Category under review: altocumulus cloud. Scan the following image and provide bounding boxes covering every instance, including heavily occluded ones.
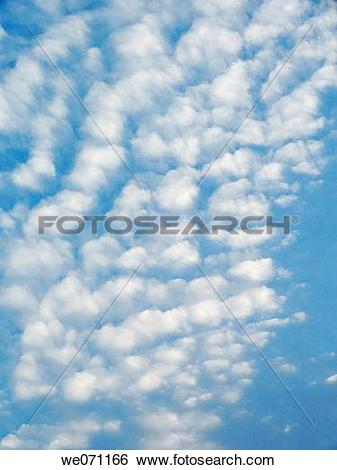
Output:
[0,0,336,450]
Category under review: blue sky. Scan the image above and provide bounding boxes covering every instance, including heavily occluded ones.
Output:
[0,0,337,450]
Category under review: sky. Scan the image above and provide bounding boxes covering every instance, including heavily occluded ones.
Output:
[0,0,336,450]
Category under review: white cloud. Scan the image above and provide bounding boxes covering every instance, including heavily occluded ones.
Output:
[5,239,73,282]
[68,145,122,192]
[0,0,336,450]
[245,0,310,45]
[229,258,274,282]
[0,418,120,449]
[277,362,297,375]
[138,409,221,449]
[326,374,337,385]
[176,18,242,76]
[154,169,199,211]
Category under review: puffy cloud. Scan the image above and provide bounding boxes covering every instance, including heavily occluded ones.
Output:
[229,258,274,282]
[209,178,269,216]
[326,374,337,385]
[161,240,200,268]
[63,369,119,403]
[38,275,100,324]
[0,418,120,449]
[0,0,335,451]
[176,18,242,76]
[80,236,122,275]
[68,145,122,192]
[275,140,323,175]
[138,409,221,449]
[273,357,297,375]
[277,362,297,374]
[154,169,199,211]
[206,149,260,180]
[245,0,311,45]
[227,286,283,319]
[4,238,74,282]
[0,284,38,319]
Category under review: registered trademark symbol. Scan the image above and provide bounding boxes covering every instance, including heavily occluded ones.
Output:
[290,215,300,225]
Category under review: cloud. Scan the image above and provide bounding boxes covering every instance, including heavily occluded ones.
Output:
[138,409,221,449]
[0,418,121,449]
[4,238,74,282]
[245,0,311,45]
[326,374,337,385]
[68,144,122,193]
[274,358,297,375]
[176,18,242,76]
[0,0,335,450]
[154,169,199,211]
[229,258,274,282]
